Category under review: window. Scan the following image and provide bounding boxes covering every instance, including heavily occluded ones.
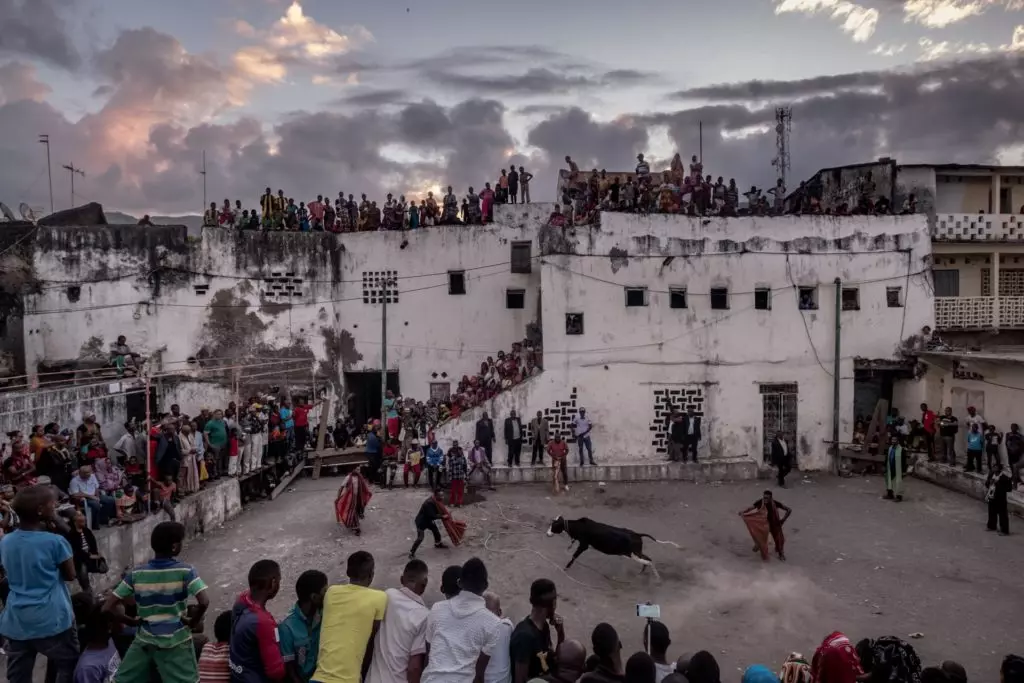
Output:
[448,270,466,295]
[510,241,533,273]
[710,287,729,310]
[669,287,687,309]
[566,313,584,335]
[754,288,772,310]
[841,288,860,311]
[429,382,451,401]
[886,286,904,307]
[933,270,960,297]
[625,287,648,307]
[362,270,398,304]
[506,288,525,309]
[798,286,818,310]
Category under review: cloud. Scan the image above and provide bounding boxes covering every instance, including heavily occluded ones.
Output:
[0,0,81,69]
[916,36,993,60]
[422,67,654,95]
[871,43,908,56]
[772,0,880,42]
[332,88,408,107]
[0,61,52,105]
[527,108,650,174]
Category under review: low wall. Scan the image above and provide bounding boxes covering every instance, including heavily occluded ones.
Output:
[88,478,242,592]
[486,459,765,485]
[914,461,1024,517]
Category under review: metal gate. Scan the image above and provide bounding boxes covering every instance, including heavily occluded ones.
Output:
[760,383,798,463]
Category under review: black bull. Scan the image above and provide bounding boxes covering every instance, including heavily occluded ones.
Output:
[546,515,676,573]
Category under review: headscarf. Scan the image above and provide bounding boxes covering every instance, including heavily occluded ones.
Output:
[856,637,922,683]
[811,632,862,683]
[780,653,813,683]
[745,665,781,683]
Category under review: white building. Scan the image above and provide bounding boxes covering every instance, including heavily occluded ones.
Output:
[1,202,934,472]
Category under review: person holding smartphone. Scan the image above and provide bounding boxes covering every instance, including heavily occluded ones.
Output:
[510,578,564,683]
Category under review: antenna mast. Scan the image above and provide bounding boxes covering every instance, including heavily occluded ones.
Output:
[61,162,85,208]
[772,106,792,191]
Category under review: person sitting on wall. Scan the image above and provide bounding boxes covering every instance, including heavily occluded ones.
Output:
[110,335,142,377]
[203,202,218,227]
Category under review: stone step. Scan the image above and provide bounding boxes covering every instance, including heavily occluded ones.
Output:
[484,459,766,485]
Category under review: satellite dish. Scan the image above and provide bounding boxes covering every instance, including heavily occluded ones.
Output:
[18,203,37,222]
[0,202,15,222]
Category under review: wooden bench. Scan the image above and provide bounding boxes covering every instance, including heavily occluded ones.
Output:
[308,446,367,479]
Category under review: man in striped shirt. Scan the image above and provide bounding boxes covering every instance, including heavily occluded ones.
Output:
[104,521,210,683]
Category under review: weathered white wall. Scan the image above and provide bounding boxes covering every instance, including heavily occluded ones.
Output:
[0,381,130,442]
[895,166,936,215]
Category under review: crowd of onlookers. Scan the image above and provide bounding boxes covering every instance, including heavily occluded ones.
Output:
[195,165,537,233]
[2,500,1023,683]
[554,156,921,227]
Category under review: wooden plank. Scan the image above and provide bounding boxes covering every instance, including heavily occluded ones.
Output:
[271,462,304,500]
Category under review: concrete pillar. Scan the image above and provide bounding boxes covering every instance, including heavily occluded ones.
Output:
[992,174,1001,213]
[993,249,1001,328]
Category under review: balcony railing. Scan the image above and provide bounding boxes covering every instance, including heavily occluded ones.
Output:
[931,214,1024,241]
[934,296,1024,330]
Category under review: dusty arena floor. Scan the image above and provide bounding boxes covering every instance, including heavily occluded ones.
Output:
[181,474,1022,681]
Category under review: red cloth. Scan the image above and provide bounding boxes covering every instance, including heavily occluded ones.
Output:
[335,471,372,530]
[293,406,311,428]
[811,632,862,683]
[922,410,936,434]
[449,479,465,507]
[434,498,466,546]
[386,417,400,439]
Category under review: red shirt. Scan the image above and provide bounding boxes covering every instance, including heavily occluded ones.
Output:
[922,410,937,434]
[547,440,568,461]
[293,405,311,428]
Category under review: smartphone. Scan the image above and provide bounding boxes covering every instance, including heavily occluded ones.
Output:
[636,603,660,619]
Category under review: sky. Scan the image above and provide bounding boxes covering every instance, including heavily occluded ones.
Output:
[0,0,1021,217]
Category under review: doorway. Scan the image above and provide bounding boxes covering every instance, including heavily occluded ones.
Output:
[344,371,400,427]
[126,386,158,424]
[760,383,798,464]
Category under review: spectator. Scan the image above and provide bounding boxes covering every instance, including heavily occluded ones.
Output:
[985,425,1002,472]
[425,440,444,491]
[547,434,569,494]
[446,442,468,508]
[279,569,328,683]
[579,623,623,683]
[520,167,533,204]
[1006,423,1023,489]
[505,410,524,468]
[103,521,210,683]
[367,559,429,683]
[511,578,563,683]
[530,411,549,466]
[687,651,722,683]
[1002,656,1024,683]
[198,611,233,683]
[742,665,780,683]
[65,510,100,593]
[422,558,501,683]
[231,559,286,683]
[440,564,462,599]
[573,408,596,466]
[74,606,121,683]
[626,652,658,683]
[509,167,520,204]
[204,409,230,478]
[0,485,78,683]
[939,662,966,683]
[468,440,495,491]
[314,551,388,683]
[938,408,959,466]
[644,621,673,681]
[986,463,1012,535]
[482,592,513,683]
[69,465,116,529]
[966,423,984,473]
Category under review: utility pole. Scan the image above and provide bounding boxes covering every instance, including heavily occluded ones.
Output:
[698,120,703,164]
[200,150,207,214]
[61,162,85,208]
[379,276,397,431]
[38,134,53,215]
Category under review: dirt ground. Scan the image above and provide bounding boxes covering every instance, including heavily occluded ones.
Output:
[178,473,1022,681]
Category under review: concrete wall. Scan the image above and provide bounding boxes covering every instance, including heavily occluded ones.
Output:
[88,478,242,592]
[0,381,130,442]
[935,176,992,214]
[895,166,936,216]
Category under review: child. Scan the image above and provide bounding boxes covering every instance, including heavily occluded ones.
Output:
[279,570,328,683]
[0,485,78,683]
[103,521,209,683]
[230,560,285,683]
[985,424,1003,473]
[73,607,121,683]
[446,442,468,507]
[198,611,232,683]
[124,455,144,489]
[151,475,177,521]
[404,439,423,488]
[382,438,399,489]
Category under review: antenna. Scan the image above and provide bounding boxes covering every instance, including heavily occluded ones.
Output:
[200,150,207,215]
[61,162,85,208]
[0,202,15,222]
[771,106,792,191]
[18,203,37,222]
[38,134,53,215]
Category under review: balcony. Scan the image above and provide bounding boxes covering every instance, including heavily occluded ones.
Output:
[931,214,1024,241]
[934,296,1024,330]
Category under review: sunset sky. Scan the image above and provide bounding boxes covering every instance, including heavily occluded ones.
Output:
[0,0,1021,216]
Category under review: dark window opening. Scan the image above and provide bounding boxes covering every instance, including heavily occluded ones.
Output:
[842,288,860,311]
[625,287,648,307]
[66,286,81,303]
[798,286,818,310]
[506,289,525,309]
[510,241,533,273]
[448,271,466,295]
[669,288,687,309]
[886,286,903,307]
[566,313,584,335]
[754,288,771,310]
[710,287,729,310]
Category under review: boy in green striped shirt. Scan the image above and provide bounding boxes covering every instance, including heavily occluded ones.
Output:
[103,521,210,683]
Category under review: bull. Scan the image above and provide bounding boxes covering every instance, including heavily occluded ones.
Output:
[546,515,675,575]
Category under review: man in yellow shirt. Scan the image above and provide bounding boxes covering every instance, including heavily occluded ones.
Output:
[312,551,388,683]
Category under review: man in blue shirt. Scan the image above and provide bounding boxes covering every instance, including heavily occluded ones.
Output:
[365,426,382,485]
[279,570,327,683]
[0,485,79,683]
[424,440,445,491]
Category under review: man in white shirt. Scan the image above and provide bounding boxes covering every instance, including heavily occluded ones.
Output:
[483,592,512,683]
[69,465,116,529]
[421,558,501,683]
[572,409,596,467]
[367,560,430,683]
[113,421,138,466]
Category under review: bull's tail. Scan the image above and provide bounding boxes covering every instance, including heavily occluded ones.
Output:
[639,533,682,548]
